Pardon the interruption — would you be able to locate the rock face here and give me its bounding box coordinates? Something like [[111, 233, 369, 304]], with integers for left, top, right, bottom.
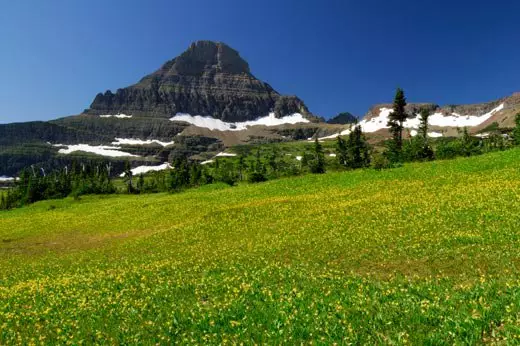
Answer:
[[326, 112, 358, 124], [86, 41, 312, 122]]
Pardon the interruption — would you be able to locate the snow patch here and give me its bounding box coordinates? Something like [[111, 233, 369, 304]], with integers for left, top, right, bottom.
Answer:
[[216, 152, 237, 157], [427, 132, 443, 138], [112, 138, 174, 147], [170, 112, 310, 131], [55, 144, 138, 157], [428, 104, 504, 127], [119, 163, 172, 177], [316, 133, 341, 141], [0, 176, 15, 182], [475, 133, 490, 138], [100, 114, 133, 119]]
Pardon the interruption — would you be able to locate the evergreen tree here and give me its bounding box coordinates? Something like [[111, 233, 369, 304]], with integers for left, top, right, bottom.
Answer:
[[137, 174, 145, 193], [249, 150, 267, 183], [336, 135, 348, 167], [416, 108, 434, 160], [0, 193, 6, 210], [123, 161, 134, 194], [310, 138, 326, 174], [344, 125, 370, 169], [459, 127, 480, 157], [267, 150, 278, 175], [513, 113, 520, 145], [387, 88, 408, 160], [418, 108, 430, 140], [189, 164, 199, 186], [169, 157, 190, 192], [237, 155, 246, 181]]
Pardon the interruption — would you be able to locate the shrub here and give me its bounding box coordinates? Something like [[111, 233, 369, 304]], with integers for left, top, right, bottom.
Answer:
[[248, 171, 268, 183], [372, 153, 392, 170]]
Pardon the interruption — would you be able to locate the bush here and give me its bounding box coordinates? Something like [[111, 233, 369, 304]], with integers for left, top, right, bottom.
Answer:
[[435, 140, 463, 160], [372, 153, 392, 170], [248, 171, 268, 183]]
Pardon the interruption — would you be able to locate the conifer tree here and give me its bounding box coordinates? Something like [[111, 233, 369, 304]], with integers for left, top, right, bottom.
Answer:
[[344, 125, 370, 169], [190, 164, 202, 186], [123, 161, 134, 193], [416, 108, 434, 160], [237, 155, 246, 181], [336, 135, 348, 167], [387, 88, 408, 160], [137, 174, 145, 193], [418, 108, 430, 140], [311, 138, 326, 174], [513, 113, 520, 145], [0, 193, 6, 210]]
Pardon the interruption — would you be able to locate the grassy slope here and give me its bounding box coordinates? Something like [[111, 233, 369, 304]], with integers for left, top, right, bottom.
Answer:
[[1, 149, 520, 344]]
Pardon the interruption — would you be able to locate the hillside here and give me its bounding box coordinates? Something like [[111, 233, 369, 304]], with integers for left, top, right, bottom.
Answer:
[[1, 149, 520, 343]]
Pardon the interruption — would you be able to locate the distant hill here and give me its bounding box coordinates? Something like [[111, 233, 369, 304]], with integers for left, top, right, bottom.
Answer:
[[326, 112, 357, 125]]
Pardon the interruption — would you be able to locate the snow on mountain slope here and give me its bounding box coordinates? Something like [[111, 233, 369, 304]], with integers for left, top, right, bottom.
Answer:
[[119, 163, 172, 177], [319, 103, 505, 140], [215, 152, 237, 157], [170, 112, 310, 131], [54, 144, 138, 157], [99, 114, 133, 119], [112, 138, 175, 147]]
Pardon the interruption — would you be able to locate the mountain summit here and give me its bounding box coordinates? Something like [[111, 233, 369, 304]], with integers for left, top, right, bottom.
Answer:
[[86, 41, 311, 122]]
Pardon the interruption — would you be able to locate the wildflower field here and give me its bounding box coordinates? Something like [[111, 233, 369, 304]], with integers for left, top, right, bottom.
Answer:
[[1, 149, 520, 344]]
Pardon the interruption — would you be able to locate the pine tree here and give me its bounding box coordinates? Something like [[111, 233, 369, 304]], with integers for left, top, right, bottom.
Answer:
[[311, 138, 326, 174], [418, 108, 430, 140], [416, 108, 434, 160], [387, 88, 408, 160], [137, 174, 145, 193], [237, 155, 246, 181], [190, 164, 202, 186], [123, 161, 134, 193], [336, 135, 348, 167], [345, 125, 370, 169], [513, 113, 520, 145], [0, 193, 6, 210]]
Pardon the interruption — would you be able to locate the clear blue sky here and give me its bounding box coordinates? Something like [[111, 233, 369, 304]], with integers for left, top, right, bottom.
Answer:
[[1, 0, 519, 123]]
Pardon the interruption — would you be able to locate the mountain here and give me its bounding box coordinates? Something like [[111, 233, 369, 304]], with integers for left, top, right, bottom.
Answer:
[[0, 41, 324, 177], [326, 112, 357, 125], [85, 41, 313, 122]]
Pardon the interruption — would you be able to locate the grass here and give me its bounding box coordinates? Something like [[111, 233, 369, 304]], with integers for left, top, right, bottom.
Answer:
[[1, 149, 520, 344]]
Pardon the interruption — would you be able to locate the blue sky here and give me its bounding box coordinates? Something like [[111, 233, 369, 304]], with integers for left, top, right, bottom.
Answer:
[[1, 0, 519, 123]]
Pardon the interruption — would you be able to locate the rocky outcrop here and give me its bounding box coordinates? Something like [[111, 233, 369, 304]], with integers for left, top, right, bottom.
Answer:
[[86, 41, 314, 122]]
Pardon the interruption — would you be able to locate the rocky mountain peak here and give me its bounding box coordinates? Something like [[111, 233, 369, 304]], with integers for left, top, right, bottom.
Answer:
[[86, 41, 313, 122], [175, 41, 251, 75]]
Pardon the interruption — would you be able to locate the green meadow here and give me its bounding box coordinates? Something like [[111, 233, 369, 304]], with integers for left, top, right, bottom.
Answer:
[[1, 149, 520, 344]]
